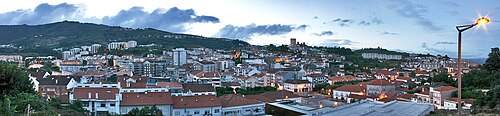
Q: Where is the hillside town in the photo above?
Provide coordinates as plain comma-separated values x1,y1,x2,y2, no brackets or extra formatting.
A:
0,38,483,116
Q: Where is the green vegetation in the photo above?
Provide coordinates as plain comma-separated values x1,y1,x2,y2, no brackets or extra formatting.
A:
125,105,162,116
453,48,500,110
355,47,408,55
0,21,249,56
267,44,291,53
216,86,277,96
0,61,86,115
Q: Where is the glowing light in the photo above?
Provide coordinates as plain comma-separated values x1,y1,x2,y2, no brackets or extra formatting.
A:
476,17,490,25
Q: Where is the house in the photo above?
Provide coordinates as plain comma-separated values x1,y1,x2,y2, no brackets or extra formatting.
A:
193,72,222,87
171,95,222,116
283,79,312,93
430,86,457,109
443,98,475,110
29,72,50,92
328,75,357,85
302,73,328,85
38,75,80,99
70,85,121,115
120,92,173,115
415,91,431,103
332,84,365,102
366,79,395,96
374,70,398,80
199,61,217,72
218,94,265,116
245,90,302,103
156,82,184,93
234,75,260,88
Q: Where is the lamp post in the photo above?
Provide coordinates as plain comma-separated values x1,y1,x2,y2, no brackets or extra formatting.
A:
455,17,489,116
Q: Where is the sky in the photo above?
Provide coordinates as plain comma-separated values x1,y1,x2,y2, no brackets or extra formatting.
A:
0,0,499,58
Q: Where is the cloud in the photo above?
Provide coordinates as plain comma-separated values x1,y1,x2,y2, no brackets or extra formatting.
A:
421,42,454,55
320,39,356,47
386,0,443,31
214,24,307,40
378,31,399,35
358,17,383,26
332,18,354,27
313,31,334,36
313,16,319,19
442,1,459,7
102,7,220,32
0,3,89,25
434,41,457,46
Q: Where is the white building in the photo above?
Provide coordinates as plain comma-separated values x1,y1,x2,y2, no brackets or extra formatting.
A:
171,95,222,116
173,48,187,66
361,53,402,60
283,80,312,93
70,83,121,115
108,42,127,50
90,44,101,54
219,94,265,116
127,41,137,48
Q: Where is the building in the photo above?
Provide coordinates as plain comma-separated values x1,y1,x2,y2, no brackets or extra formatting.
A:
333,84,365,101
120,92,173,115
171,95,222,116
108,42,127,50
127,41,137,48
283,79,312,93
366,79,395,96
90,44,101,54
328,75,357,85
199,61,216,72
218,94,265,116
266,99,434,116
70,83,121,115
143,60,168,77
0,55,23,62
430,86,457,109
361,53,402,60
302,73,328,85
173,48,187,66
290,38,297,45
38,76,80,99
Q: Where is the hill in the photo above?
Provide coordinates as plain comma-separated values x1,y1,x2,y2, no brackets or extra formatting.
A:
0,21,249,56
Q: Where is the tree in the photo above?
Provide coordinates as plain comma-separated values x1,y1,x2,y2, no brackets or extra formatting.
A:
69,100,87,113
126,105,162,116
0,62,35,97
484,48,500,72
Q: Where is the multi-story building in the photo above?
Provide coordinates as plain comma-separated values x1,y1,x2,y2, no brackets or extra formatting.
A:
173,48,187,66
120,92,173,115
108,42,127,50
333,84,365,102
283,79,312,93
366,79,395,96
70,83,121,115
0,55,23,62
171,95,222,116
199,61,216,72
90,44,101,54
302,73,328,85
361,53,402,60
127,41,137,48
219,94,265,116
430,86,457,109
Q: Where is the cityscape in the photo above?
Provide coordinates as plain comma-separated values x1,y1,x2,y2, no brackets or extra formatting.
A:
0,1,499,116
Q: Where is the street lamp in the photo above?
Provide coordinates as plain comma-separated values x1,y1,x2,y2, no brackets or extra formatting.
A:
455,17,489,116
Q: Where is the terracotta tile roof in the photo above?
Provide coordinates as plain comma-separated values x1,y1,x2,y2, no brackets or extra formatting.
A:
306,73,325,78
329,75,357,82
398,94,416,100
357,82,370,88
450,98,476,104
39,76,78,85
414,70,428,74
397,76,412,81
245,94,275,102
117,76,148,88
157,82,183,89
384,91,398,99
395,87,409,91
196,72,220,78
121,92,173,106
190,70,203,75
260,90,300,100
221,82,241,87
73,88,119,100
418,91,429,95
433,86,457,92
368,79,392,86
172,95,221,108
218,94,262,107
334,84,365,93
284,79,311,84
182,84,215,92
376,70,398,76
378,98,396,102
349,94,368,99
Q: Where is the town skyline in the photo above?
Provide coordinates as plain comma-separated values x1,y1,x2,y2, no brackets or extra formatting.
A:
0,0,499,58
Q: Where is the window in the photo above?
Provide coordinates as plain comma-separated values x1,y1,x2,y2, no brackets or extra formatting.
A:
194,110,200,114
175,111,180,115
110,103,115,107
215,109,220,113
106,90,112,94
100,103,106,107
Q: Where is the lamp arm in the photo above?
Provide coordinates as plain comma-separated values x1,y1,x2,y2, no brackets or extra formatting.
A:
456,24,476,32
